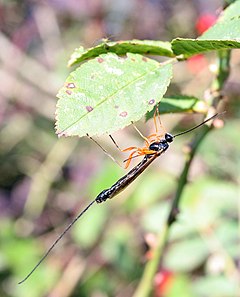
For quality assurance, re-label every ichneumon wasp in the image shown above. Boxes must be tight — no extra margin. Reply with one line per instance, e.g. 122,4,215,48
18,109,224,284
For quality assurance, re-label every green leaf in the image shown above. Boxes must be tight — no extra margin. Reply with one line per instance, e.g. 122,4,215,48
56,53,173,137
146,95,208,120
72,202,109,249
124,171,175,213
199,19,240,40
142,202,170,233
199,120,240,178
217,0,240,23
0,220,58,297
68,39,174,67
72,161,120,249
164,237,209,272
193,276,238,297
172,0,240,57
172,37,240,57
168,274,193,297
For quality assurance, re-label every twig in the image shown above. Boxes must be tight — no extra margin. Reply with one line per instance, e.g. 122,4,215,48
133,49,231,297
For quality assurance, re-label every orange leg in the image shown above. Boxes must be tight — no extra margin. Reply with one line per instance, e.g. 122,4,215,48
146,134,162,146
124,150,139,168
124,147,157,168
150,104,167,141
122,146,138,152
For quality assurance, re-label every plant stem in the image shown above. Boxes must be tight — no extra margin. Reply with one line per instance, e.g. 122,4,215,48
132,226,168,297
211,50,231,93
167,124,211,226
133,50,231,297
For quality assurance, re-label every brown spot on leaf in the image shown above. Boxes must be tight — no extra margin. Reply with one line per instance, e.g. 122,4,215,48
97,58,104,63
66,90,72,95
142,57,147,62
114,105,119,109
119,111,128,117
58,131,69,137
148,99,155,105
86,106,93,112
67,83,76,89
131,58,136,62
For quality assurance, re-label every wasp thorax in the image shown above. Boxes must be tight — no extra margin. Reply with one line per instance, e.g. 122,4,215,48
149,142,161,151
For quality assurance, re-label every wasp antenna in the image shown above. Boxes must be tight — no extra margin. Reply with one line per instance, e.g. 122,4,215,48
173,112,225,138
18,199,96,284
